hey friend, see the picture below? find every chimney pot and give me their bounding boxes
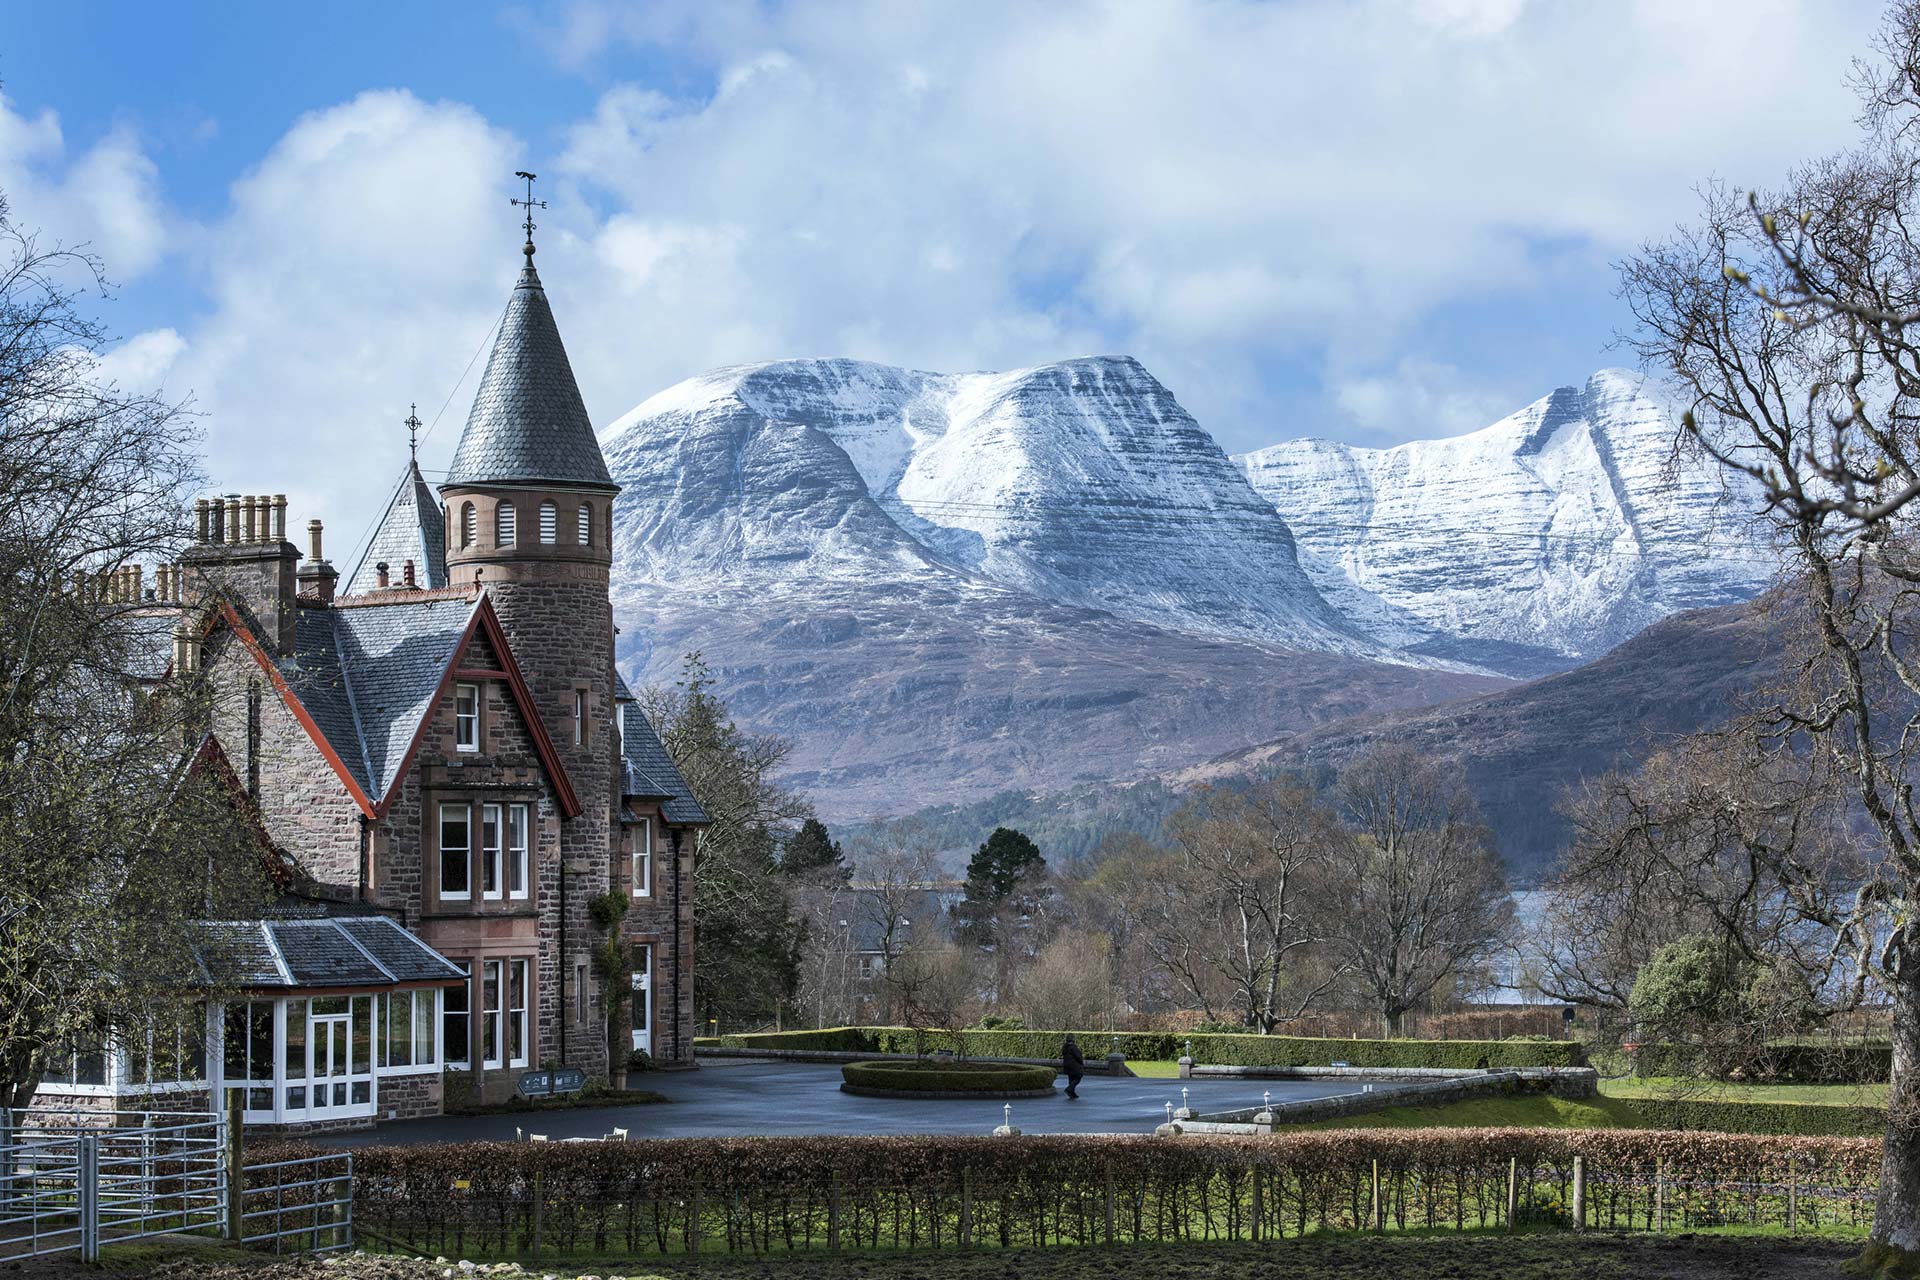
[376,561,390,588]
[194,499,211,544]
[273,494,288,542]
[257,496,273,542]
[403,559,416,587]
[156,565,170,599]
[224,495,241,546]
[130,564,143,603]
[243,496,260,544]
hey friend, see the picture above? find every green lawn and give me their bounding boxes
[1600,1077,1889,1106]
[1304,1092,1644,1130]
[1127,1059,1181,1078]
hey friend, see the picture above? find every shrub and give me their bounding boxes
[254,1129,1881,1261]
[702,1026,1586,1069]
[1630,1040,1892,1083]
[1624,1097,1885,1138]
[841,1060,1055,1093]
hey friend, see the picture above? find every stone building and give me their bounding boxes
[33,238,704,1132]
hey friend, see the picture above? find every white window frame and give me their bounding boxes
[508,958,529,1068]
[632,817,652,899]
[481,959,504,1070]
[439,803,471,901]
[481,803,503,901]
[630,945,653,1056]
[508,803,530,901]
[454,682,480,753]
[444,966,471,1071]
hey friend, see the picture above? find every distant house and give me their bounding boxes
[843,882,964,985]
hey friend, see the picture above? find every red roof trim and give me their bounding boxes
[369,593,582,820]
[214,601,379,818]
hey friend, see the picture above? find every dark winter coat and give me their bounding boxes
[1062,1037,1085,1080]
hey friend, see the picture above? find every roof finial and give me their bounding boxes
[511,170,546,261]
[405,403,422,463]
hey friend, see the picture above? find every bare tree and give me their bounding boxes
[1008,928,1120,1030]
[1616,3,1920,1251]
[0,200,264,1108]
[1143,780,1345,1033]
[1328,746,1513,1038]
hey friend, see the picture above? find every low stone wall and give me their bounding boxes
[1175,1067,1597,1134]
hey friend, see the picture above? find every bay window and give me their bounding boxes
[482,960,503,1069]
[508,803,529,899]
[440,803,470,900]
[508,959,529,1067]
[481,804,503,900]
[382,989,439,1071]
[444,966,471,1070]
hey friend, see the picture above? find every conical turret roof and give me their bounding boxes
[444,260,615,490]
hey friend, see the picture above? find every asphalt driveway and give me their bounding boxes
[325,1058,1389,1145]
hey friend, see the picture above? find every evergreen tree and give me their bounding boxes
[642,653,806,1030]
[953,827,1046,948]
[781,817,848,879]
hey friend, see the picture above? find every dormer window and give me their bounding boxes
[539,501,557,545]
[454,682,479,752]
[496,501,516,548]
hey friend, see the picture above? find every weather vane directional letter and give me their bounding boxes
[511,170,547,259]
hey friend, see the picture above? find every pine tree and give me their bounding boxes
[781,817,848,879]
[953,827,1046,949]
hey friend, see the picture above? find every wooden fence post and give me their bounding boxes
[689,1178,703,1256]
[1655,1159,1666,1232]
[1104,1162,1116,1245]
[532,1171,542,1262]
[225,1089,243,1242]
[1251,1168,1262,1243]
[828,1170,842,1251]
[1572,1155,1585,1232]
[1787,1157,1798,1234]
[1373,1160,1384,1232]
[959,1168,973,1247]
[1506,1157,1518,1231]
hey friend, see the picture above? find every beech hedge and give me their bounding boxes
[1629,1041,1892,1083]
[257,1128,1875,1260]
[699,1026,1587,1069]
[841,1060,1056,1093]
[1623,1097,1886,1138]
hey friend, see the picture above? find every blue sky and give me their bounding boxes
[0,0,1885,548]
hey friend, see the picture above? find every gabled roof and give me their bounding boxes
[619,699,708,826]
[200,915,464,992]
[443,261,616,491]
[344,460,448,595]
[212,591,581,820]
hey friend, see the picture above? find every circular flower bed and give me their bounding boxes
[840,1059,1057,1099]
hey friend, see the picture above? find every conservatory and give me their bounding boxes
[36,914,465,1130]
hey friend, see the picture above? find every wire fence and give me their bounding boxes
[327,1133,1882,1262]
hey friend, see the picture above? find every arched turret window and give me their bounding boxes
[539,501,558,545]
[577,503,592,547]
[460,502,476,549]
[496,501,516,549]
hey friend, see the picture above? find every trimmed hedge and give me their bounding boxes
[1624,1096,1886,1138]
[841,1060,1056,1093]
[1629,1040,1891,1083]
[699,1026,1587,1070]
[256,1128,1881,1260]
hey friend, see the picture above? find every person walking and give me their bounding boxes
[1061,1034,1085,1100]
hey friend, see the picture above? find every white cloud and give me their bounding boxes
[23,0,1888,545]
[0,96,167,276]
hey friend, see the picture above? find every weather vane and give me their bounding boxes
[405,403,422,463]
[511,170,546,259]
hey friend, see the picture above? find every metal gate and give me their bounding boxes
[0,1105,352,1261]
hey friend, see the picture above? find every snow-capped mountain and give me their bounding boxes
[606,356,1371,656]
[1234,370,1773,675]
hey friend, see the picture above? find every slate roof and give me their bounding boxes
[444,262,616,491]
[274,595,479,802]
[619,700,708,825]
[843,886,962,954]
[344,461,449,595]
[200,916,463,991]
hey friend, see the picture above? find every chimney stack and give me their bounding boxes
[296,518,338,606]
[403,559,416,588]
[194,499,211,544]
[375,561,390,589]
